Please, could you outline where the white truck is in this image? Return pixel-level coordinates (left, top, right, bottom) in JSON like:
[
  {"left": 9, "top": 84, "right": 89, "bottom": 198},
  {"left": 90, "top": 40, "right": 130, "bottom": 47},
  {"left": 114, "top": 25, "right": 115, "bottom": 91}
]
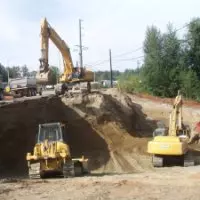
[{"left": 9, "top": 77, "right": 43, "bottom": 97}]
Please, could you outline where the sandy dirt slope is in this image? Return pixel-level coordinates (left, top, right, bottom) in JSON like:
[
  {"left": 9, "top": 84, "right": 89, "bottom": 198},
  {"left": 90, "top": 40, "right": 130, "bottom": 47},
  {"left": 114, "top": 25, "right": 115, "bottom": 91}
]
[
  {"left": 130, "top": 92, "right": 200, "bottom": 128},
  {"left": 0, "top": 90, "right": 155, "bottom": 177}
]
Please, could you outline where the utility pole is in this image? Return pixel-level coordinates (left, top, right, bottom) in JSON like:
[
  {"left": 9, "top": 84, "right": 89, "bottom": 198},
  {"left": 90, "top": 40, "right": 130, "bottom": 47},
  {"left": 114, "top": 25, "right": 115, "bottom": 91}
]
[
  {"left": 137, "top": 60, "right": 140, "bottom": 68},
  {"left": 109, "top": 49, "right": 113, "bottom": 88},
  {"left": 79, "top": 19, "right": 83, "bottom": 68},
  {"left": 6, "top": 60, "right": 10, "bottom": 83},
  {"left": 75, "top": 19, "right": 88, "bottom": 68},
  {"left": 7, "top": 69, "right": 9, "bottom": 83}
]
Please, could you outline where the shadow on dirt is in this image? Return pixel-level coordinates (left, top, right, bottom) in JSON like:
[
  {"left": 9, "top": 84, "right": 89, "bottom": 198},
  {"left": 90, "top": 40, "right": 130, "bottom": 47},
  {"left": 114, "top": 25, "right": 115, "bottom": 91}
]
[
  {"left": 76, "top": 92, "right": 157, "bottom": 138},
  {"left": 0, "top": 96, "right": 110, "bottom": 177}
]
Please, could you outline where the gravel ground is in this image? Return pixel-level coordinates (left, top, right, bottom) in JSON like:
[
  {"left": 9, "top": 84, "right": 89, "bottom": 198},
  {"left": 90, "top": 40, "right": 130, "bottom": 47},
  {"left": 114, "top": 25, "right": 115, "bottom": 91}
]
[{"left": 1, "top": 166, "right": 200, "bottom": 200}]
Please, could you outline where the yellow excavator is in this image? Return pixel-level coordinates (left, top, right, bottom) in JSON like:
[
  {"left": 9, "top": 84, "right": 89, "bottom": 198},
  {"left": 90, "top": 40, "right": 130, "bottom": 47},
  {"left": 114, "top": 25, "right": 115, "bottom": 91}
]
[
  {"left": 26, "top": 122, "right": 89, "bottom": 178},
  {"left": 36, "top": 18, "right": 94, "bottom": 94},
  {"left": 147, "top": 91, "right": 194, "bottom": 167}
]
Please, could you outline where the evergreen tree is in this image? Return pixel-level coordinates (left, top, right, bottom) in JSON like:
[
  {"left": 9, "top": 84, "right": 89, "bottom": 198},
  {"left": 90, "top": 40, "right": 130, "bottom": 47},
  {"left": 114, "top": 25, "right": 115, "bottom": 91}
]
[{"left": 187, "top": 18, "right": 200, "bottom": 78}]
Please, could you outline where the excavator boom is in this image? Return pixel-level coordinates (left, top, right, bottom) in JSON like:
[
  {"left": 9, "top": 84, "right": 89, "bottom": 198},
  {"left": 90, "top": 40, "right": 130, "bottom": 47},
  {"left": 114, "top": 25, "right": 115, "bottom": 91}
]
[
  {"left": 168, "top": 91, "right": 183, "bottom": 136},
  {"left": 36, "top": 18, "right": 94, "bottom": 87}
]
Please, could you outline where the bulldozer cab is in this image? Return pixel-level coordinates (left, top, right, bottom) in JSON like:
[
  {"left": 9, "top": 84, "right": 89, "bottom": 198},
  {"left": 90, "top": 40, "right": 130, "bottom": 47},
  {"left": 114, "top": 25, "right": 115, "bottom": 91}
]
[{"left": 36, "top": 122, "right": 66, "bottom": 143}]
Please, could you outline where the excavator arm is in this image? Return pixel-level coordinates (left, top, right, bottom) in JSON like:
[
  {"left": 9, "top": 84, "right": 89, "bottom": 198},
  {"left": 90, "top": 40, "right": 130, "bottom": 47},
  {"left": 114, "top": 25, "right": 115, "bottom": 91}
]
[
  {"left": 36, "top": 18, "right": 73, "bottom": 84},
  {"left": 36, "top": 18, "right": 94, "bottom": 86},
  {"left": 168, "top": 90, "right": 183, "bottom": 136}
]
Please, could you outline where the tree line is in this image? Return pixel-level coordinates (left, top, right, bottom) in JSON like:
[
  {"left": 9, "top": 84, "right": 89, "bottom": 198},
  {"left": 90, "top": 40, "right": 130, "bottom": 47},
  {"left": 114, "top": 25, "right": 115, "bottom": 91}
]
[
  {"left": 0, "top": 64, "right": 37, "bottom": 82},
  {"left": 119, "top": 18, "right": 200, "bottom": 100},
  {"left": 0, "top": 64, "right": 59, "bottom": 84}
]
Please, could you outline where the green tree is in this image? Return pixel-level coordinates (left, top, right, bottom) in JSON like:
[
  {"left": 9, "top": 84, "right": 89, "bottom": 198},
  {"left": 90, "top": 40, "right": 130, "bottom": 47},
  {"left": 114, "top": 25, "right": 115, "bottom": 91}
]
[
  {"left": 21, "top": 65, "right": 30, "bottom": 77},
  {"left": 49, "top": 66, "right": 60, "bottom": 84},
  {"left": 7, "top": 66, "right": 21, "bottom": 78},
  {"left": 94, "top": 70, "right": 121, "bottom": 81},
  {"left": 161, "top": 23, "right": 182, "bottom": 97},
  {"left": 118, "top": 73, "right": 143, "bottom": 93},
  {"left": 187, "top": 18, "right": 200, "bottom": 79},
  {"left": 142, "top": 24, "right": 186, "bottom": 97},
  {"left": 179, "top": 69, "right": 200, "bottom": 100},
  {"left": 0, "top": 63, "right": 8, "bottom": 82},
  {"left": 142, "top": 25, "right": 165, "bottom": 96},
  {"left": 29, "top": 71, "right": 37, "bottom": 77}
]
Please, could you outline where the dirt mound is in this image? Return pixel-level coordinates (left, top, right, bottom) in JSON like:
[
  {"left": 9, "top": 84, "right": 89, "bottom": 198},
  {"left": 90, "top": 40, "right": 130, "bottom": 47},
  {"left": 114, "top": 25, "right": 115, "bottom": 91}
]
[{"left": 0, "top": 90, "right": 154, "bottom": 177}]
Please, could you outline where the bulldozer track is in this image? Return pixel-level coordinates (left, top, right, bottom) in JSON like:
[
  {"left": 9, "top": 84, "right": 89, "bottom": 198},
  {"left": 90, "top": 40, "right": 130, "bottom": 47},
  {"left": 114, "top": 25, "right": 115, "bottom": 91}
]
[
  {"left": 63, "top": 161, "right": 75, "bottom": 178},
  {"left": 183, "top": 152, "right": 195, "bottom": 167},
  {"left": 28, "top": 163, "right": 40, "bottom": 179}
]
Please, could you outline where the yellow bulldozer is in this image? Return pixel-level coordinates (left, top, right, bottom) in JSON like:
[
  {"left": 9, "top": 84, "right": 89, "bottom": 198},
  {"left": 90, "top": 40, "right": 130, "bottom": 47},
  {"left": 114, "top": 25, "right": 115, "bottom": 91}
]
[
  {"left": 26, "top": 122, "right": 89, "bottom": 178},
  {"left": 147, "top": 91, "right": 194, "bottom": 167}
]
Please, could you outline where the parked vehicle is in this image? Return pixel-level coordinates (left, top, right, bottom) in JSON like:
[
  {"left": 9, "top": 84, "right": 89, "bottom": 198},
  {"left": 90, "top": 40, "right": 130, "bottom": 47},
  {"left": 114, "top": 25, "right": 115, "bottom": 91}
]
[{"left": 9, "top": 77, "right": 43, "bottom": 97}]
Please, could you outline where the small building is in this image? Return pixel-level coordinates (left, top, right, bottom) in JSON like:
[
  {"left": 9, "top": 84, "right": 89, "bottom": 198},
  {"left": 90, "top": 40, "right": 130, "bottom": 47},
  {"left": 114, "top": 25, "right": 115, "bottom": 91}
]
[{"left": 100, "top": 80, "right": 118, "bottom": 88}]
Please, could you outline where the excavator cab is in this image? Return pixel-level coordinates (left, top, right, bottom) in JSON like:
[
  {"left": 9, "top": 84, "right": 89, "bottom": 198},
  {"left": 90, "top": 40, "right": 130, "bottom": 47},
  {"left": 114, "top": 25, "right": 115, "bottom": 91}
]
[
  {"left": 37, "top": 123, "right": 65, "bottom": 143},
  {"left": 153, "top": 128, "right": 168, "bottom": 137}
]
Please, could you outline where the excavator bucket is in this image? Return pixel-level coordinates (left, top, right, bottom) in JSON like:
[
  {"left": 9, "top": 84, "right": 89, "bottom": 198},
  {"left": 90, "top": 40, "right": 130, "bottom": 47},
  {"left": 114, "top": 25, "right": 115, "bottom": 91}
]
[{"left": 36, "top": 70, "right": 52, "bottom": 84}]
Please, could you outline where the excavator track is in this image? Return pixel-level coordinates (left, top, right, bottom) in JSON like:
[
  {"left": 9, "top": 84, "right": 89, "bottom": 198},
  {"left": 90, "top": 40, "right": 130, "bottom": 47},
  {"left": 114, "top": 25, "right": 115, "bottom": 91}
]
[
  {"left": 183, "top": 152, "right": 194, "bottom": 167},
  {"left": 63, "top": 161, "right": 75, "bottom": 178},
  {"left": 29, "top": 163, "right": 40, "bottom": 179},
  {"left": 152, "top": 155, "right": 164, "bottom": 167},
  {"left": 74, "top": 162, "right": 84, "bottom": 176}
]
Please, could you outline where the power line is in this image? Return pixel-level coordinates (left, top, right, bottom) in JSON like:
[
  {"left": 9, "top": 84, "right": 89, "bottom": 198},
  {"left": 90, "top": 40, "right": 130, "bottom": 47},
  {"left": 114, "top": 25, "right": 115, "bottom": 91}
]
[
  {"left": 174, "top": 23, "right": 189, "bottom": 33},
  {"left": 86, "top": 19, "right": 197, "bottom": 67},
  {"left": 86, "top": 46, "right": 143, "bottom": 66},
  {"left": 174, "top": 18, "right": 200, "bottom": 33},
  {"left": 112, "top": 47, "right": 143, "bottom": 58},
  {"left": 90, "top": 59, "right": 110, "bottom": 67},
  {"left": 91, "top": 55, "right": 144, "bottom": 67},
  {"left": 113, "top": 55, "right": 144, "bottom": 62}
]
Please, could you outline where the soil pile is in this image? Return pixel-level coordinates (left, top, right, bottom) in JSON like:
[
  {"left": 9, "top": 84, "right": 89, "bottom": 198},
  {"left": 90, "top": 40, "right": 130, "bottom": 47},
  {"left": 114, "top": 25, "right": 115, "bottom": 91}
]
[{"left": 0, "top": 90, "right": 155, "bottom": 177}]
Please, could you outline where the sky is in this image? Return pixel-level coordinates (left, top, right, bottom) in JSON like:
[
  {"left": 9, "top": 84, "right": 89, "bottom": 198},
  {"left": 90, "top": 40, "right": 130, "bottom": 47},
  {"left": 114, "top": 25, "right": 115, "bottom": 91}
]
[{"left": 0, "top": 0, "right": 199, "bottom": 72}]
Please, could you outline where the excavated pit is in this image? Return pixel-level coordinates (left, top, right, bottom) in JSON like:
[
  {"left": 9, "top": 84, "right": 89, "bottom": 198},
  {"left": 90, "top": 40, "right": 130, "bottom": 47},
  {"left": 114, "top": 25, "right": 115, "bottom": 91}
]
[{"left": 0, "top": 90, "right": 156, "bottom": 177}]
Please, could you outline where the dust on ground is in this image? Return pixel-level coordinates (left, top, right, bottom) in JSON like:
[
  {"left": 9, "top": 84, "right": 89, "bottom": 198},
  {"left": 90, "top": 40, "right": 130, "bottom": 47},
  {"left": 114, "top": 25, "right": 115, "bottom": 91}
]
[{"left": 1, "top": 166, "right": 200, "bottom": 200}]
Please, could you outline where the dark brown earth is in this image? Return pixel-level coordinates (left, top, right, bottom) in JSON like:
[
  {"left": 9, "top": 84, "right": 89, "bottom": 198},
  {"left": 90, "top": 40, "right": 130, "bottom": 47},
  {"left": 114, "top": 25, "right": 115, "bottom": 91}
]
[{"left": 0, "top": 90, "right": 156, "bottom": 177}]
